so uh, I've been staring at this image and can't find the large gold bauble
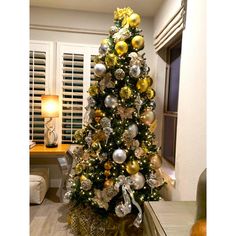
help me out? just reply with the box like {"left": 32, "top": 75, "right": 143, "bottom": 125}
{"left": 131, "top": 35, "right": 144, "bottom": 50}
{"left": 104, "top": 179, "right": 114, "bottom": 188}
{"left": 120, "top": 86, "right": 132, "bottom": 99}
{"left": 136, "top": 78, "right": 149, "bottom": 93}
{"left": 104, "top": 161, "right": 112, "bottom": 170}
{"left": 115, "top": 41, "right": 128, "bottom": 56}
{"left": 141, "top": 109, "right": 155, "bottom": 125}
{"left": 126, "top": 160, "right": 140, "bottom": 175}
{"left": 128, "top": 13, "right": 141, "bottom": 28}
{"left": 146, "top": 88, "right": 155, "bottom": 99}
{"left": 150, "top": 154, "right": 162, "bottom": 170}
{"left": 75, "top": 164, "right": 83, "bottom": 174}
{"left": 105, "top": 53, "right": 118, "bottom": 67}
{"left": 88, "top": 84, "right": 99, "bottom": 96}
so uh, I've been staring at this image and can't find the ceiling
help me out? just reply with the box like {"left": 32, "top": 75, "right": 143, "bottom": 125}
{"left": 30, "top": 0, "right": 163, "bottom": 17}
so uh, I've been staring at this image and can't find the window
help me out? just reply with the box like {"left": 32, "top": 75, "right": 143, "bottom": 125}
{"left": 57, "top": 43, "right": 98, "bottom": 143}
{"left": 29, "top": 41, "right": 53, "bottom": 143}
{"left": 162, "top": 38, "right": 182, "bottom": 165}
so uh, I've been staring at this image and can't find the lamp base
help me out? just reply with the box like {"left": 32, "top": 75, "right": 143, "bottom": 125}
{"left": 46, "top": 143, "right": 58, "bottom": 148}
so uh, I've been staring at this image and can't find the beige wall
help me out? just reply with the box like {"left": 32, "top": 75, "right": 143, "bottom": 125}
{"left": 154, "top": 0, "right": 206, "bottom": 200}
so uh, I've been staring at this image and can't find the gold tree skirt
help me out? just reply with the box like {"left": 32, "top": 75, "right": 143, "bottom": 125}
{"left": 68, "top": 205, "right": 143, "bottom": 236}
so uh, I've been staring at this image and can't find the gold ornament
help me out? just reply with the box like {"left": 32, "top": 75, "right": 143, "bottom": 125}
{"left": 93, "top": 130, "right": 107, "bottom": 142}
{"left": 75, "top": 164, "right": 83, "bottom": 174}
{"left": 131, "top": 35, "right": 144, "bottom": 50}
{"left": 136, "top": 78, "right": 149, "bottom": 93}
{"left": 128, "top": 13, "right": 141, "bottom": 27}
{"left": 104, "top": 161, "right": 112, "bottom": 170}
{"left": 146, "top": 88, "right": 155, "bottom": 99}
{"left": 104, "top": 170, "right": 111, "bottom": 177}
{"left": 104, "top": 179, "right": 114, "bottom": 188}
{"left": 95, "top": 109, "right": 105, "bottom": 123}
{"left": 119, "top": 86, "right": 132, "bottom": 99}
{"left": 91, "top": 141, "right": 100, "bottom": 152}
{"left": 115, "top": 41, "right": 128, "bottom": 56}
{"left": 141, "top": 109, "right": 155, "bottom": 125}
{"left": 105, "top": 53, "right": 117, "bottom": 67}
{"left": 126, "top": 160, "right": 140, "bottom": 175}
{"left": 150, "top": 154, "right": 162, "bottom": 170}
{"left": 88, "top": 84, "right": 99, "bottom": 96}
{"left": 101, "top": 38, "right": 109, "bottom": 46}
{"left": 80, "top": 175, "right": 87, "bottom": 182}
{"left": 114, "top": 7, "right": 133, "bottom": 27}
{"left": 145, "top": 76, "right": 153, "bottom": 86}
{"left": 117, "top": 106, "right": 135, "bottom": 121}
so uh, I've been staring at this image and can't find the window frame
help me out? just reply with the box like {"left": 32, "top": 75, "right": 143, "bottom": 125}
{"left": 162, "top": 37, "right": 182, "bottom": 166}
{"left": 29, "top": 40, "right": 53, "bottom": 143}
{"left": 56, "top": 42, "right": 99, "bottom": 144}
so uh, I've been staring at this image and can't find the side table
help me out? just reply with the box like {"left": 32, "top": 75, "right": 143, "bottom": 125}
{"left": 30, "top": 144, "right": 73, "bottom": 202}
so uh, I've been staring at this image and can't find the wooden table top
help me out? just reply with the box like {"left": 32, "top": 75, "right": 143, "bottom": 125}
{"left": 30, "top": 144, "right": 70, "bottom": 156}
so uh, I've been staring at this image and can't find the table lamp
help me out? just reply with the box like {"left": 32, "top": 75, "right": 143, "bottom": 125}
{"left": 41, "top": 95, "right": 59, "bottom": 148}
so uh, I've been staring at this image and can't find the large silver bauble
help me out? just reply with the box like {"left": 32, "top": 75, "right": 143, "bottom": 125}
{"left": 130, "top": 172, "right": 145, "bottom": 190}
{"left": 94, "top": 63, "right": 106, "bottom": 77}
{"left": 127, "top": 123, "right": 138, "bottom": 138}
{"left": 141, "top": 109, "right": 155, "bottom": 125}
{"left": 104, "top": 95, "right": 118, "bottom": 108}
{"left": 129, "top": 65, "right": 141, "bottom": 78}
{"left": 99, "top": 44, "right": 109, "bottom": 55}
{"left": 115, "top": 68, "right": 125, "bottom": 80}
{"left": 112, "top": 148, "right": 127, "bottom": 164}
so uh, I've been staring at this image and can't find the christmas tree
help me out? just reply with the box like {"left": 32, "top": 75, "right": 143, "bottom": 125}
{"left": 65, "top": 7, "right": 164, "bottom": 235}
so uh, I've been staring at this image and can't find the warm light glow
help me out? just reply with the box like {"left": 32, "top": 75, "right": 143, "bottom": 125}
{"left": 41, "top": 95, "right": 59, "bottom": 118}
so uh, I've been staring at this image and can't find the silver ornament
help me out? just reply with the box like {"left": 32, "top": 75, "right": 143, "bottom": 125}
{"left": 130, "top": 172, "right": 145, "bottom": 190}
{"left": 114, "top": 68, "right": 125, "bottom": 80}
{"left": 112, "top": 148, "right": 127, "bottom": 164}
{"left": 99, "top": 44, "right": 109, "bottom": 55}
{"left": 109, "top": 26, "right": 119, "bottom": 35}
{"left": 100, "top": 117, "right": 111, "bottom": 128}
{"left": 129, "top": 65, "right": 141, "bottom": 78}
{"left": 115, "top": 202, "right": 130, "bottom": 217}
{"left": 147, "top": 172, "right": 164, "bottom": 188}
{"left": 94, "top": 63, "right": 106, "bottom": 77}
{"left": 81, "top": 179, "right": 92, "bottom": 191}
{"left": 134, "top": 94, "right": 143, "bottom": 115}
{"left": 104, "top": 95, "right": 118, "bottom": 108}
{"left": 63, "top": 191, "right": 72, "bottom": 203}
{"left": 127, "top": 123, "right": 138, "bottom": 138}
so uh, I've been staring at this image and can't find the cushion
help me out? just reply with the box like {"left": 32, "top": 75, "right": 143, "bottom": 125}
{"left": 30, "top": 168, "right": 49, "bottom": 204}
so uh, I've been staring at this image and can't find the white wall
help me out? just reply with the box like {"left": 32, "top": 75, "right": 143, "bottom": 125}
{"left": 154, "top": 0, "right": 206, "bottom": 200}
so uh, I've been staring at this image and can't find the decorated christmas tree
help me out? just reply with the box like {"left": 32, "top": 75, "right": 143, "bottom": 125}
{"left": 65, "top": 7, "right": 164, "bottom": 235}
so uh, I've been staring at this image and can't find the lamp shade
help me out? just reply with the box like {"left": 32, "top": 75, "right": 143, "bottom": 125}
{"left": 41, "top": 95, "right": 59, "bottom": 118}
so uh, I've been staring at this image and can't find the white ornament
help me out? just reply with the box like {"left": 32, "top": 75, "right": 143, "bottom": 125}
{"left": 112, "top": 148, "right": 127, "bottom": 164}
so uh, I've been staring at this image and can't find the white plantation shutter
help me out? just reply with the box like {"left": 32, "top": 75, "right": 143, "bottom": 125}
{"left": 57, "top": 43, "right": 98, "bottom": 144}
{"left": 29, "top": 41, "right": 52, "bottom": 143}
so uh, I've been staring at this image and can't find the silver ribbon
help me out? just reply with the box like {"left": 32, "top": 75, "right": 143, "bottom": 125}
{"left": 114, "top": 175, "right": 143, "bottom": 228}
